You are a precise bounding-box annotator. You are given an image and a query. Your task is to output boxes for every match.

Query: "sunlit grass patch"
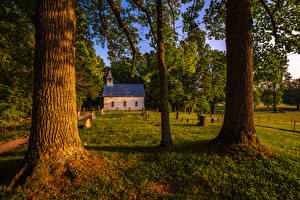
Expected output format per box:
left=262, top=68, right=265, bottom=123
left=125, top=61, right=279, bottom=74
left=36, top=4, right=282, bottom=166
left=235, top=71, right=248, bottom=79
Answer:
left=0, top=110, right=299, bottom=199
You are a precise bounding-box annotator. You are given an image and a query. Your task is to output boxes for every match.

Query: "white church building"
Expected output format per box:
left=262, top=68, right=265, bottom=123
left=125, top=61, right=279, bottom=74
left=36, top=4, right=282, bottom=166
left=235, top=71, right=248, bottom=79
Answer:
left=103, top=71, right=145, bottom=111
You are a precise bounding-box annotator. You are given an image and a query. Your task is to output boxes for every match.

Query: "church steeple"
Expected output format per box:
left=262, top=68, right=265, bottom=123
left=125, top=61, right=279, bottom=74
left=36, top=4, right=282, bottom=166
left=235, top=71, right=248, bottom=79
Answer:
left=107, top=71, right=113, bottom=86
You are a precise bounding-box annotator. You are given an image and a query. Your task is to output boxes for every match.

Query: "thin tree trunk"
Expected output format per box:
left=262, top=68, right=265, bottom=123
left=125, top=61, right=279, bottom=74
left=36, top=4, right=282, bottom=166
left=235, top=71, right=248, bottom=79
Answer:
left=27, top=0, right=85, bottom=163
left=297, top=104, right=299, bottom=110
left=157, top=0, right=173, bottom=147
left=213, top=0, right=260, bottom=146
left=210, top=98, right=216, bottom=114
left=272, top=91, right=277, bottom=113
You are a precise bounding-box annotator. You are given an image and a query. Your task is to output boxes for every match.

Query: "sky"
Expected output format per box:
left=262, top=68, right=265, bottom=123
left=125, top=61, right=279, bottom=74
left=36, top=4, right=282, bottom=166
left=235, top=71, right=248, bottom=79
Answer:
left=94, top=39, right=300, bottom=79
left=93, top=1, right=300, bottom=79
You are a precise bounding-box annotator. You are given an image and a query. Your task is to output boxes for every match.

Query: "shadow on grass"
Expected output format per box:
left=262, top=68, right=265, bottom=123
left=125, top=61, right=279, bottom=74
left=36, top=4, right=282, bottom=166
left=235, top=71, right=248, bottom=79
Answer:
left=85, top=139, right=224, bottom=155
left=171, top=123, right=198, bottom=127
left=172, top=123, right=223, bottom=127
left=254, top=107, right=297, bottom=112
left=86, top=145, right=158, bottom=154
left=0, top=150, right=26, bottom=185
left=255, top=125, right=300, bottom=134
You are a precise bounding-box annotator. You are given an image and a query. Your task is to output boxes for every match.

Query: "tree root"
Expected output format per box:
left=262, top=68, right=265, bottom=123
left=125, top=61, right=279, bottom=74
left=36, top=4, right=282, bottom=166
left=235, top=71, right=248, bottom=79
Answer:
left=226, top=142, right=276, bottom=159
left=211, top=127, right=277, bottom=159
left=211, top=138, right=277, bottom=160
left=8, top=164, right=29, bottom=189
left=6, top=150, right=106, bottom=195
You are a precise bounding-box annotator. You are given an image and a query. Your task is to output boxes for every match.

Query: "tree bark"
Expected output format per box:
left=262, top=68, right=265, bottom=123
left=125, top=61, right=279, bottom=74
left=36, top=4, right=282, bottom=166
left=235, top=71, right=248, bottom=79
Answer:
left=213, top=0, right=260, bottom=146
left=157, top=0, right=173, bottom=147
left=27, top=0, right=85, bottom=163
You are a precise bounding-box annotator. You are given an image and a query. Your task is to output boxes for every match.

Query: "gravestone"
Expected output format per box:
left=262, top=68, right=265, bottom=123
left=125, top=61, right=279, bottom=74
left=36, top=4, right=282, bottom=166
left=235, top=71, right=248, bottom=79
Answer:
left=84, top=119, right=91, bottom=129
left=91, top=111, right=96, bottom=120
left=141, top=108, right=145, bottom=115
left=197, top=114, right=206, bottom=126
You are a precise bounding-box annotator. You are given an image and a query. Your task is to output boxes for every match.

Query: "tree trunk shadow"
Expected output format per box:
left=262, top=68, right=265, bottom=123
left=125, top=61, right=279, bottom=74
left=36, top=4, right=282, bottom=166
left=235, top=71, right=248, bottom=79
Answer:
left=85, top=139, right=226, bottom=155
left=0, top=150, right=26, bottom=185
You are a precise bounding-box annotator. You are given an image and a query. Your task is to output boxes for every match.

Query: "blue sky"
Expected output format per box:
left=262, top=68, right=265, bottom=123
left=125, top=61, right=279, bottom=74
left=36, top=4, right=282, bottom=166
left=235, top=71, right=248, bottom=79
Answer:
left=93, top=1, right=300, bottom=79
left=93, top=0, right=218, bottom=64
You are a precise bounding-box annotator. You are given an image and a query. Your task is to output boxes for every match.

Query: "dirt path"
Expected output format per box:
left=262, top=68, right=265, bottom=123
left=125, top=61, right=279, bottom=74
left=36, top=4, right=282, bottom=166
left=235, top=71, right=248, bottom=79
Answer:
left=0, top=136, right=29, bottom=154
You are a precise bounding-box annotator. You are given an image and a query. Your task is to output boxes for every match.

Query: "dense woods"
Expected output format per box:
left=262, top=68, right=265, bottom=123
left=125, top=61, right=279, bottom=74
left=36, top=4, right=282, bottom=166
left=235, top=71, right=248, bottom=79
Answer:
left=1, top=0, right=298, bottom=124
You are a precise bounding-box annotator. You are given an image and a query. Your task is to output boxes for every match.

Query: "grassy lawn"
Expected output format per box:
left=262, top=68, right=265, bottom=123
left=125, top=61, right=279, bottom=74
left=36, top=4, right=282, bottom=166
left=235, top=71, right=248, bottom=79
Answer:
left=0, top=111, right=299, bottom=199
left=255, top=104, right=299, bottom=112
left=0, top=121, right=30, bottom=143
left=254, top=112, right=300, bottom=132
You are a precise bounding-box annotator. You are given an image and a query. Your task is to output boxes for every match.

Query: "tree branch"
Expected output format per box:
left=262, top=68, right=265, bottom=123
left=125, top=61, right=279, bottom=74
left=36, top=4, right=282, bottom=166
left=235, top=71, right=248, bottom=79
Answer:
left=258, top=0, right=279, bottom=43
left=167, top=0, right=177, bottom=37
left=106, top=0, right=147, bottom=64
left=272, top=0, right=281, bottom=13
left=93, top=0, right=111, bottom=39
left=130, top=0, right=158, bottom=42
left=279, top=26, right=294, bottom=36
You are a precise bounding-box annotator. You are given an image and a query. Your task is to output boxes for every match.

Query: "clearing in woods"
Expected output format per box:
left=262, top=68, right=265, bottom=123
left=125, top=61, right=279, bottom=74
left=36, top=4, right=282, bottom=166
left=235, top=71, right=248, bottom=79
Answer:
left=0, top=111, right=299, bottom=199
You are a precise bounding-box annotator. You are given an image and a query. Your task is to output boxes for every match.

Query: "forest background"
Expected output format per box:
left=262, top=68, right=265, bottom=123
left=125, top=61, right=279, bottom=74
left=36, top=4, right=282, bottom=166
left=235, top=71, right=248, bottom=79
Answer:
left=0, top=0, right=299, bottom=127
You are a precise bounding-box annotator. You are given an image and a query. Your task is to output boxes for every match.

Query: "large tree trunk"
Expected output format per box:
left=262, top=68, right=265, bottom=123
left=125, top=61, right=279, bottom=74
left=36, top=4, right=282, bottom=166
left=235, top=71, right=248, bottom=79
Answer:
left=157, top=0, right=173, bottom=147
left=27, top=0, right=85, bottom=163
left=213, top=0, right=260, bottom=146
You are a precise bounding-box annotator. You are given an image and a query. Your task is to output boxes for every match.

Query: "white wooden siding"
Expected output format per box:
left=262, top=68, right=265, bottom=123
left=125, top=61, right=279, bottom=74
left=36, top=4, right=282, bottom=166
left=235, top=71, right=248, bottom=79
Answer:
left=104, top=97, right=144, bottom=110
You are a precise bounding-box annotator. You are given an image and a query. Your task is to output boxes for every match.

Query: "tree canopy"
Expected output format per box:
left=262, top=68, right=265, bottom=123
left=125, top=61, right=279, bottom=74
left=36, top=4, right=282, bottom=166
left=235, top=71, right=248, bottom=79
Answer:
left=0, top=0, right=299, bottom=165
left=283, top=78, right=300, bottom=110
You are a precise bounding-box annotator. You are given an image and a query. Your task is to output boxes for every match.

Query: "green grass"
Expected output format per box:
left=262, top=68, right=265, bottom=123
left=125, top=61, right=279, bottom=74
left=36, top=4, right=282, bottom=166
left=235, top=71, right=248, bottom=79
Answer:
left=254, top=111, right=300, bottom=122
left=255, top=103, right=299, bottom=112
left=0, top=121, right=30, bottom=142
left=254, top=112, right=300, bottom=132
left=0, top=111, right=299, bottom=199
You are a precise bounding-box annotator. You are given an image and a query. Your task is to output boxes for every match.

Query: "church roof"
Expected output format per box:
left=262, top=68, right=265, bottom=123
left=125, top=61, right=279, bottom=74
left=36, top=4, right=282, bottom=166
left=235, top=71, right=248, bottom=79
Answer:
left=103, top=84, right=145, bottom=97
